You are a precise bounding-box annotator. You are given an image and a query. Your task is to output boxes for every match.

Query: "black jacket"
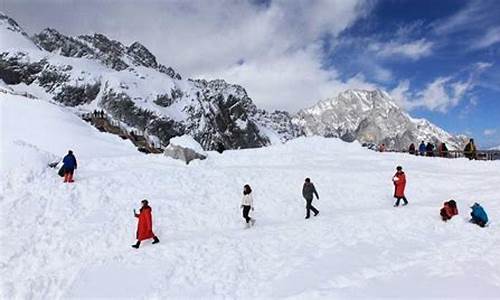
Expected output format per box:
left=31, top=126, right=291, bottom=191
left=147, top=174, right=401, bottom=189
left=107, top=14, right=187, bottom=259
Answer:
left=302, top=182, right=319, bottom=200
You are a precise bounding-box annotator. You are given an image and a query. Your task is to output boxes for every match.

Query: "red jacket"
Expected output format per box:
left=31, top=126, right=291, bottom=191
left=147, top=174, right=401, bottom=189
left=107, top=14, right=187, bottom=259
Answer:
left=393, top=171, right=406, bottom=198
left=136, top=206, right=155, bottom=241
left=441, top=203, right=458, bottom=219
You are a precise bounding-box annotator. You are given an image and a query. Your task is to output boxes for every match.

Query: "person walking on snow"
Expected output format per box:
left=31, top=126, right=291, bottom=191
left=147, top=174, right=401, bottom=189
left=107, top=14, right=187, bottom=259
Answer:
left=132, top=200, right=160, bottom=248
left=470, top=203, right=488, bottom=227
left=303, top=178, right=319, bottom=219
left=419, top=141, right=426, bottom=156
left=62, top=150, right=77, bottom=183
left=241, top=184, right=256, bottom=228
left=392, top=166, right=408, bottom=207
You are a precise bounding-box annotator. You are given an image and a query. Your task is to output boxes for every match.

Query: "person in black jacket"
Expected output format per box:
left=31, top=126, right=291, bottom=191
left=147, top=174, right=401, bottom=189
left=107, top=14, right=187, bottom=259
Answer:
left=426, top=142, right=435, bottom=157
left=408, top=143, right=416, bottom=155
left=302, top=178, right=319, bottom=219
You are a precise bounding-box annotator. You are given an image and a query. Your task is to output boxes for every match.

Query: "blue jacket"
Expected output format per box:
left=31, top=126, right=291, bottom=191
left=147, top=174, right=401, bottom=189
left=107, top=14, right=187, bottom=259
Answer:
left=471, top=203, right=488, bottom=223
left=419, top=143, right=426, bottom=154
left=63, top=153, right=77, bottom=170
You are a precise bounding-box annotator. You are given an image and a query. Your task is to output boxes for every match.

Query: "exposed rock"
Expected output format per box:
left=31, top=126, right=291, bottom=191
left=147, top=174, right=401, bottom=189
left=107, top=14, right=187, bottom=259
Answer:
left=293, top=89, right=468, bottom=150
left=164, top=135, right=207, bottom=164
left=127, top=41, right=158, bottom=69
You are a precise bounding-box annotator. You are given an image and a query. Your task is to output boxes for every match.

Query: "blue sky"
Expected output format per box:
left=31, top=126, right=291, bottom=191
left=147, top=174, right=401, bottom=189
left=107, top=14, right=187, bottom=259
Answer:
left=3, top=0, right=500, bottom=147
left=329, top=0, right=500, bottom=147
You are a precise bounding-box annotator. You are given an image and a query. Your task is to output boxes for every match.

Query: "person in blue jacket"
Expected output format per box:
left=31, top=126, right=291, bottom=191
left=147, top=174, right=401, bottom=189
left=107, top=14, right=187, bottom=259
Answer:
left=470, top=203, right=488, bottom=227
left=62, top=150, right=77, bottom=183
left=418, top=141, right=426, bottom=156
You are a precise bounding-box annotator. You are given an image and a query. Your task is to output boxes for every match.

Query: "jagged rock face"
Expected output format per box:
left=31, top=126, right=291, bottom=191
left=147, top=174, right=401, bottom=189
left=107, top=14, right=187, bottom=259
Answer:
left=33, top=29, right=94, bottom=58
left=186, top=79, right=271, bottom=150
left=293, top=89, right=468, bottom=150
left=0, top=53, right=46, bottom=84
left=32, top=28, right=182, bottom=79
left=127, top=42, right=158, bottom=69
left=255, top=109, right=304, bottom=142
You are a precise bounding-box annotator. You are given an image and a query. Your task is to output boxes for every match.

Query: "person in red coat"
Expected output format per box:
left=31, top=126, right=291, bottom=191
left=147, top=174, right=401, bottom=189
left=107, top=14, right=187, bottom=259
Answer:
left=440, top=200, right=458, bottom=221
left=392, top=166, right=408, bottom=207
left=132, top=200, right=160, bottom=248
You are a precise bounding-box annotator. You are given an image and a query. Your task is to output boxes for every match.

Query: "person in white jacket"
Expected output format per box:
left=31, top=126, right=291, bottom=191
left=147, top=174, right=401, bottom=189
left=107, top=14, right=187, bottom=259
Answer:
left=241, top=184, right=255, bottom=227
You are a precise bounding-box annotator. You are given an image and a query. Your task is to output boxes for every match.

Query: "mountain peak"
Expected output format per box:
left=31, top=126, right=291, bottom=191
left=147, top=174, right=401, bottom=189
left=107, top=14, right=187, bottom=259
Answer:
left=294, top=89, right=467, bottom=149
left=0, top=12, right=40, bottom=52
left=127, top=41, right=158, bottom=69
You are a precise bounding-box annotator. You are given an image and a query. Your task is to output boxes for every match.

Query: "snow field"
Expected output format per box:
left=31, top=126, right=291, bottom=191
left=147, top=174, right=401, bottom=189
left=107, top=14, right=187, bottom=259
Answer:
left=1, top=95, right=500, bottom=299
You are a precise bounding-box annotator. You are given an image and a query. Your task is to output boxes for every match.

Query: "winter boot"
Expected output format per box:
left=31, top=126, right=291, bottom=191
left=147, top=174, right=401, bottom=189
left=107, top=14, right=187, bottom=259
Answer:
left=152, top=236, right=160, bottom=244
left=314, top=211, right=319, bottom=217
left=132, top=241, right=141, bottom=249
left=250, top=219, right=256, bottom=226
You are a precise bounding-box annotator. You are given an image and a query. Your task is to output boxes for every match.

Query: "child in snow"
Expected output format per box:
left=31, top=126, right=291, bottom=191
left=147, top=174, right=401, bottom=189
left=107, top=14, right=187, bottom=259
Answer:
left=241, top=184, right=255, bottom=227
left=62, top=150, right=77, bottom=183
left=132, top=200, right=160, bottom=248
left=470, top=203, right=488, bottom=227
left=302, top=178, right=320, bottom=219
left=440, top=200, right=458, bottom=221
left=392, top=166, right=408, bottom=207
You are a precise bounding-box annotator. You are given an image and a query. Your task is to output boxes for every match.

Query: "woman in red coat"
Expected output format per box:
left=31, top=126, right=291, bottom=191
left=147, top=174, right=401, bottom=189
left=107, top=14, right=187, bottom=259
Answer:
left=392, top=166, right=408, bottom=207
left=132, top=200, right=160, bottom=248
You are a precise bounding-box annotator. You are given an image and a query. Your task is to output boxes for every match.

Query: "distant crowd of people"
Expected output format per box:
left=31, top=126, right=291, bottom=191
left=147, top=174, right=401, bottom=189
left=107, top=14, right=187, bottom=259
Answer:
left=378, top=138, right=478, bottom=160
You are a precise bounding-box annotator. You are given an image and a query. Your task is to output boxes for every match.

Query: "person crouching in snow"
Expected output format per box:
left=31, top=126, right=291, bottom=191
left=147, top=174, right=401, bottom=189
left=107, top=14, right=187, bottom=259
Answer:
left=241, top=184, right=255, bottom=228
left=392, top=166, right=408, bottom=207
left=440, top=200, right=458, bottom=221
left=132, top=200, right=160, bottom=248
left=470, top=203, right=488, bottom=227
left=62, top=150, right=77, bottom=183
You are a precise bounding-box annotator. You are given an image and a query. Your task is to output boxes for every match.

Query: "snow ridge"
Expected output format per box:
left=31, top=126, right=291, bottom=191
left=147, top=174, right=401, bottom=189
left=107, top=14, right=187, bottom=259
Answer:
left=293, top=89, right=468, bottom=150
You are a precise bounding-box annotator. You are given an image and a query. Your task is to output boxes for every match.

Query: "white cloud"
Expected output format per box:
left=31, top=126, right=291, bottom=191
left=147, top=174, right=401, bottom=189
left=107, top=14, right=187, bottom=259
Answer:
left=4, top=0, right=378, bottom=111
left=391, top=77, right=472, bottom=113
left=475, top=27, right=500, bottom=49
left=484, top=129, right=497, bottom=136
left=371, top=39, right=433, bottom=60
left=432, top=0, right=497, bottom=35
left=390, top=62, right=492, bottom=112
left=202, top=45, right=378, bottom=112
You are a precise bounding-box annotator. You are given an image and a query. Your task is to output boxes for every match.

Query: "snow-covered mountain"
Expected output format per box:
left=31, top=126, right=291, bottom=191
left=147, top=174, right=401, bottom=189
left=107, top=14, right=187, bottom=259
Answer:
left=293, top=89, right=468, bottom=150
left=0, top=12, right=466, bottom=151
left=0, top=12, right=282, bottom=150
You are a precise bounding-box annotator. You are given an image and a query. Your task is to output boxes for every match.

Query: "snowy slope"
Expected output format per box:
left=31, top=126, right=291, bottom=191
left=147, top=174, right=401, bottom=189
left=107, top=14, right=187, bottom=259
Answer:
left=1, top=91, right=500, bottom=299
left=294, top=89, right=468, bottom=150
